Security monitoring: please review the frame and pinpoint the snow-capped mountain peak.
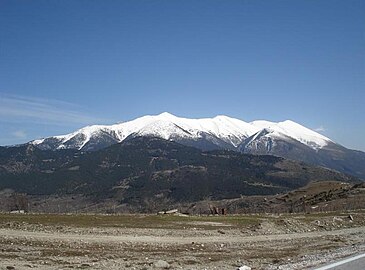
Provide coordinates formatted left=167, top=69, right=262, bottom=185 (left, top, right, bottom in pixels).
left=157, top=111, right=177, bottom=118
left=250, top=119, right=331, bottom=150
left=31, top=112, right=333, bottom=151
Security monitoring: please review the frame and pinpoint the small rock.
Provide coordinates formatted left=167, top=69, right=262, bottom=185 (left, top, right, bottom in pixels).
left=348, top=215, right=354, bottom=221
left=237, top=266, right=251, bottom=270
left=154, top=260, right=170, bottom=269
left=217, top=230, right=225, bottom=234
left=6, top=267, right=15, bottom=270
left=333, top=217, right=343, bottom=222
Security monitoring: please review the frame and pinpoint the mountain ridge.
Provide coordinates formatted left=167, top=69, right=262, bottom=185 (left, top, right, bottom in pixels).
left=31, top=112, right=332, bottom=151
left=8, top=112, right=365, bottom=179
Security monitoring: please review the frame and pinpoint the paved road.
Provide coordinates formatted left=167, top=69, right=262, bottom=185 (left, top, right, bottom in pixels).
left=313, top=253, right=365, bottom=270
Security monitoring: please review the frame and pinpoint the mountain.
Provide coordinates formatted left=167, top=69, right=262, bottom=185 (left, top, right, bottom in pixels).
left=0, top=137, right=359, bottom=212
left=31, top=112, right=257, bottom=151
left=26, top=112, right=365, bottom=179
left=31, top=112, right=329, bottom=151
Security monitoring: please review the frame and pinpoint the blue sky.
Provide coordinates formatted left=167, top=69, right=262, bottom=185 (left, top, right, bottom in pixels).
left=0, top=0, right=364, bottom=151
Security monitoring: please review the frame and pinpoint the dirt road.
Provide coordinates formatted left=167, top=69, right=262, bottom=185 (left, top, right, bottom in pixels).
left=0, top=226, right=365, bottom=245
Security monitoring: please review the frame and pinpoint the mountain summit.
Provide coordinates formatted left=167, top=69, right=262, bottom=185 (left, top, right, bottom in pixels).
left=29, top=112, right=365, bottom=179
left=31, top=112, right=331, bottom=151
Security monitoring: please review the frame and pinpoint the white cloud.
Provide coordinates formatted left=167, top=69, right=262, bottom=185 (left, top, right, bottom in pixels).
left=314, top=126, right=326, bottom=132
left=12, top=130, right=27, bottom=139
left=0, top=94, right=111, bottom=126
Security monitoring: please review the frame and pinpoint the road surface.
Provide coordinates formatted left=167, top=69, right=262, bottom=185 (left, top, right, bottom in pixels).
left=314, top=253, right=365, bottom=270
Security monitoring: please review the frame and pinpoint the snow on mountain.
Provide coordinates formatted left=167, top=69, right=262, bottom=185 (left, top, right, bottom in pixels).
left=250, top=120, right=331, bottom=150
left=146, top=113, right=258, bottom=146
left=134, top=120, right=194, bottom=140
left=31, top=112, right=332, bottom=151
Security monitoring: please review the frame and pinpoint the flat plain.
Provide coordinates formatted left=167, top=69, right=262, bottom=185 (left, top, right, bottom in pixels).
left=0, top=211, right=365, bottom=270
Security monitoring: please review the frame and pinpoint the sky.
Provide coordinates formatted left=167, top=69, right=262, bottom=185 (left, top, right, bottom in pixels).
left=0, top=0, right=364, bottom=151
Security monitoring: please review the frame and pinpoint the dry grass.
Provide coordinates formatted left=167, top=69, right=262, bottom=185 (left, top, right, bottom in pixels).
left=0, top=212, right=263, bottom=230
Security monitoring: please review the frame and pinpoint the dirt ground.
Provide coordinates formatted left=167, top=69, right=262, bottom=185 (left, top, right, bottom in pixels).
left=0, top=211, right=364, bottom=270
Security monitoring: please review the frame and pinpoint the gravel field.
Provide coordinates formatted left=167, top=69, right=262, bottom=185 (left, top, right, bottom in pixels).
left=0, top=211, right=364, bottom=270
